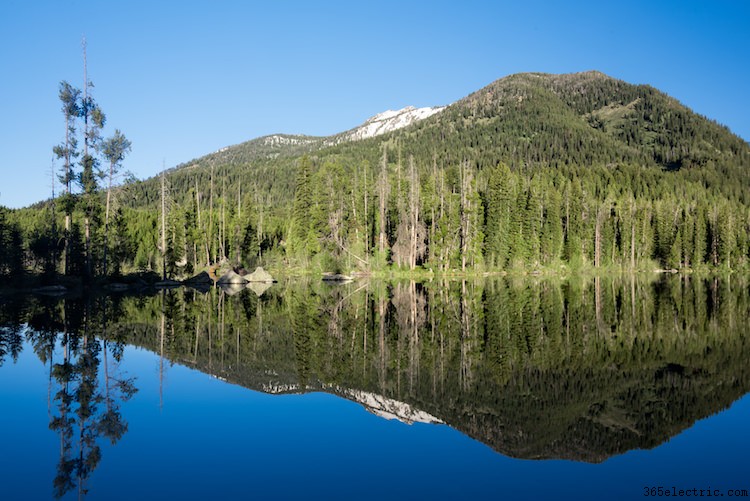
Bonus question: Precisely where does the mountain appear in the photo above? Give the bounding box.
[169,105,446,172]
[12,71,750,282]
[335,105,446,142]
[147,70,750,204]
[445,70,748,171]
[169,133,326,172]
[93,70,749,277]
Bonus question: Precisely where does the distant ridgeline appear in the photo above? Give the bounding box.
[3,275,749,462]
[6,71,750,279]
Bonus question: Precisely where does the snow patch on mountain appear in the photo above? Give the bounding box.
[332,386,443,425]
[339,105,446,142]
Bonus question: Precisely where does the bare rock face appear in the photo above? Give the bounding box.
[338,106,446,142]
[246,267,274,283]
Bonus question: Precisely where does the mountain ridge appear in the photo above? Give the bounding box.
[149,69,748,192]
[13,70,750,281]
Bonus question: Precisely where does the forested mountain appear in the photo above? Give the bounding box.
[5,71,750,281]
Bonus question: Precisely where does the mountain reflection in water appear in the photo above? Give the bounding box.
[1,274,749,498]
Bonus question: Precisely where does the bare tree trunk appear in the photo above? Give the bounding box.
[195,177,210,267]
[440,168,447,272]
[193,315,200,363]
[236,184,242,265]
[363,161,368,256]
[408,156,420,270]
[594,204,602,268]
[378,149,389,255]
[63,114,71,276]
[103,162,114,276]
[64,214,70,276]
[82,37,91,280]
[159,291,165,410]
[459,280,471,390]
[161,169,167,280]
[595,275,603,333]
[631,202,636,269]
[85,220,91,278]
[459,161,472,272]
[220,170,226,261]
[209,163,215,264]
[257,193,264,260]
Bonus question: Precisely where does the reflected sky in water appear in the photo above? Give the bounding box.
[2,341,748,501]
[1,276,749,500]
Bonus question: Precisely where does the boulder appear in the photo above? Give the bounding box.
[184,271,214,284]
[218,282,245,296]
[217,270,247,284]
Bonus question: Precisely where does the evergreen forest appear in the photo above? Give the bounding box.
[3,70,750,284]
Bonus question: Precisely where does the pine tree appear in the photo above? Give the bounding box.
[52,81,81,276]
[540,188,563,264]
[100,130,131,276]
[290,155,314,259]
[375,148,391,265]
[717,203,736,268]
[484,162,513,268]
[79,38,106,280]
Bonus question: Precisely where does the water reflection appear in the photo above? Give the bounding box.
[1,274,749,498]
[2,295,137,499]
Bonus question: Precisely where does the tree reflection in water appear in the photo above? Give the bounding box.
[8,295,138,499]
[1,274,749,498]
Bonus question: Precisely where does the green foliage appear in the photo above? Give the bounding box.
[0,207,24,277]
[9,71,750,280]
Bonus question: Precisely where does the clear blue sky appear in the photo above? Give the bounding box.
[1,0,748,208]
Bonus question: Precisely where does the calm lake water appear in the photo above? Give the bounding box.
[1,276,749,500]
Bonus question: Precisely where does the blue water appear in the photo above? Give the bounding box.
[1,337,748,501]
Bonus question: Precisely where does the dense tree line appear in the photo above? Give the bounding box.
[3,71,750,280]
[3,43,133,283]
[0,206,23,277]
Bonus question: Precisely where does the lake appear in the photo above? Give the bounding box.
[1,275,749,500]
